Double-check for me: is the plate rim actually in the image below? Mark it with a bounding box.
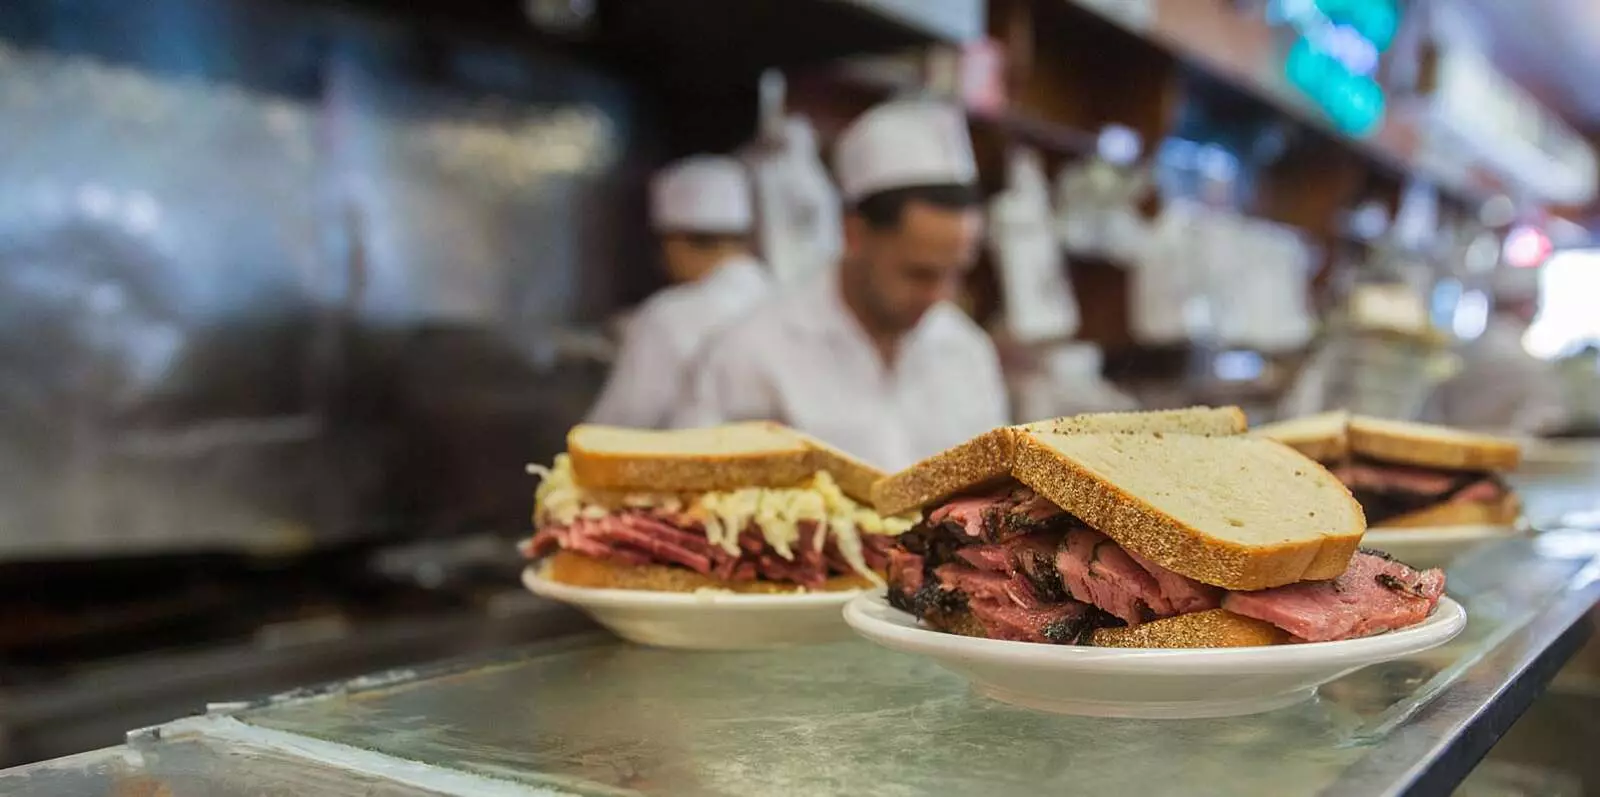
[843,591,1466,674]
[521,565,866,609]
[1363,524,1517,541]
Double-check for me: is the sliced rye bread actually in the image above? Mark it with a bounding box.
[1376,491,1522,529]
[923,605,1292,648]
[871,406,1248,517]
[1090,609,1292,648]
[920,605,993,640]
[789,430,889,504]
[1012,433,1365,591]
[1252,410,1351,463]
[870,428,1022,518]
[1018,405,1247,436]
[565,422,889,502]
[1347,416,1521,472]
[567,422,816,494]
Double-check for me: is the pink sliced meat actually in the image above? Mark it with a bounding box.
[1125,550,1224,614]
[524,511,873,588]
[929,490,1008,538]
[967,598,1096,644]
[935,563,1042,609]
[887,549,925,595]
[593,520,715,574]
[1011,490,1067,524]
[1450,479,1505,504]
[1055,528,1175,624]
[622,515,720,555]
[1332,463,1459,496]
[520,527,566,559]
[927,483,1070,541]
[861,533,896,571]
[956,544,1014,572]
[1223,551,1445,642]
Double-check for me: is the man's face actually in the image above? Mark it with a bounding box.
[846,200,984,334]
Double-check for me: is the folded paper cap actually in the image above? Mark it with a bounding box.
[650,155,753,233]
[834,100,977,203]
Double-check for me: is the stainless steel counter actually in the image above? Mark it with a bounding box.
[4,462,1598,797]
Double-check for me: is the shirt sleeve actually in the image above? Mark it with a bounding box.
[585,311,678,428]
[672,329,782,428]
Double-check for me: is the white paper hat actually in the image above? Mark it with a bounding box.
[833,99,977,203]
[650,155,753,233]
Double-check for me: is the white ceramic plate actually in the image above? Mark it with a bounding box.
[1362,524,1519,570]
[843,592,1466,719]
[522,566,863,650]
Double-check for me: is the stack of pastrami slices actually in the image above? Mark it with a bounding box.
[874,408,1448,648]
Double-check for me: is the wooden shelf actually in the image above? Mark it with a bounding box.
[1058,0,1501,206]
[968,108,1097,156]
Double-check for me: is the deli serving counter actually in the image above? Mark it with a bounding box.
[4,452,1598,797]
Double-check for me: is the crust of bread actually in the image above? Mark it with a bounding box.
[1011,433,1364,591]
[566,422,887,502]
[1376,492,1522,529]
[1347,416,1522,472]
[544,550,875,593]
[871,407,1249,516]
[1018,406,1248,436]
[1090,609,1292,648]
[790,431,886,504]
[870,428,1020,517]
[1253,410,1351,463]
[919,605,991,639]
[568,422,815,493]
[921,605,1293,648]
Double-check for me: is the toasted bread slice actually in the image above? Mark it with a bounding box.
[1090,609,1292,648]
[872,407,1249,516]
[544,551,875,593]
[1376,491,1521,529]
[790,430,888,504]
[1348,416,1521,472]
[1018,405,1248,436]
[919,605,992,639]
[870,428,1021,517]
[565,422,887,502]
[1012,433,1365,591]
[1253,410,1351,463]
[568,422,814,493]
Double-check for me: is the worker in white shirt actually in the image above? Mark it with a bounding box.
[586,155,770,428]
[676,100,1008,470]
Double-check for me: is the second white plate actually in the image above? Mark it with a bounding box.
[843,592,1466,719]
[1362,524,1519,570]
[522,566,863,650]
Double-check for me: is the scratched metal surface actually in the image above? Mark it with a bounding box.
[0,741,454,797]
[223,533,1600,797]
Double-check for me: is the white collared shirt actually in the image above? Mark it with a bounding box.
[586,255,770,428]
[675,266,1009,470]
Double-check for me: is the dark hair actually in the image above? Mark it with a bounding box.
[853,183,982,230]
[661,230,750,250]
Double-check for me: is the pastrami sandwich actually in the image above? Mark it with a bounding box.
[1255,411,1521,528]
[522,423,917,593]
[873,407,1448,648]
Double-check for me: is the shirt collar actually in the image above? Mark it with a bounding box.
[705,253,768,286]
[796,265,965,361]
